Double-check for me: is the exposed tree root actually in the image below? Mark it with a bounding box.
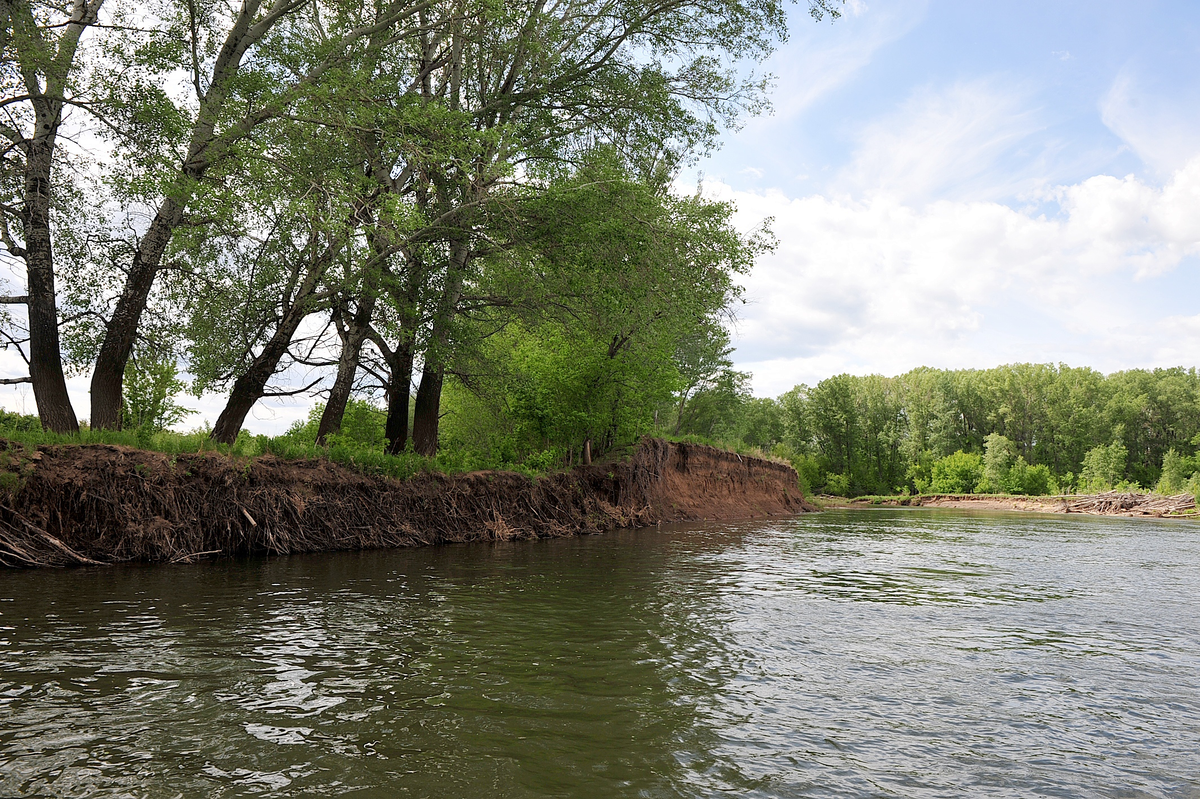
[0,437,810,568]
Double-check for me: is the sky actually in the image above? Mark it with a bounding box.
[688,0,1200,396]
[4,0,1200,431]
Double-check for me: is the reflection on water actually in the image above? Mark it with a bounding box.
[2,509,1199,797]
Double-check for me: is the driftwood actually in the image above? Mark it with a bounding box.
[1063,491,1196,516]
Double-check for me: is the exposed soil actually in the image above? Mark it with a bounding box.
[0,437,812,568]
[836,492,1196,517]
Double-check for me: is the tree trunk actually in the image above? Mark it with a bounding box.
[407,237,470,457]
[22,139,78,434]
[316,294,376,445]
[88,0,273,429]
[89,199,184,429]
[209,321,300,445]
[410,362,444,457]
[210,251,329,445]
[384,335,416,454]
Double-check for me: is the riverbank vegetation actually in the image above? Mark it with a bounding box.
[1,0,843,468]
[674,364,1200,500]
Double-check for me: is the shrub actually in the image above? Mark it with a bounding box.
[929,451,983,494]
[823,472,851,496]
[1080,442,1127,492]
[1156,449,1200,495]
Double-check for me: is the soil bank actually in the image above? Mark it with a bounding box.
[0,437,812,568]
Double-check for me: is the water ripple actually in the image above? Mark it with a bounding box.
[1,509,1198,797]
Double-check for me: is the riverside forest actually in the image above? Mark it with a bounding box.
[6,3,1200,797]
[1,0,838,464]
[2,0,1198,504]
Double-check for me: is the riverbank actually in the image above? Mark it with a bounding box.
[827,491,1197,517]
[0,437,812,568]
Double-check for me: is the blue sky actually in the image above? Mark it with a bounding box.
[691,0,1200,395]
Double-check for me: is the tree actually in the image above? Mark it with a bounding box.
[122,351,193,432]
[77,0,431,429]
[1080,442,1128,492]
[1,0,105,432]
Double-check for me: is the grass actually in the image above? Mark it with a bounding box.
[0,409,456,482]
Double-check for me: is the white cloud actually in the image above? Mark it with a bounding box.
[709,155,1200,396]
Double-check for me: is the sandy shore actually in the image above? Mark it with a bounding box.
[830,492,1196,518]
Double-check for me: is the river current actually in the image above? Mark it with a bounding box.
[2,508,1199,797]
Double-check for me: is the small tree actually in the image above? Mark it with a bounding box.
[122,354,194,433]
[981,433,1017,493]
[1080,442,1128,492]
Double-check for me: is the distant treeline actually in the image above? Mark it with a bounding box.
[673,364,1200,497]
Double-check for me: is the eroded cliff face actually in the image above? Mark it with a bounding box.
[0,438,811,567]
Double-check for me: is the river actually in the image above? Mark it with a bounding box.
[2,509,1198,797]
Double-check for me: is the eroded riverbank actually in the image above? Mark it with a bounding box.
[0,437,810,567]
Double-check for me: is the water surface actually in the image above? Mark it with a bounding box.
[2,509,1199,797]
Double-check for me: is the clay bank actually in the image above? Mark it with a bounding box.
[0,438,811,568]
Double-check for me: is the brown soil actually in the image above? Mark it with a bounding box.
[0,437,812,568]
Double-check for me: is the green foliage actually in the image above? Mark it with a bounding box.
[122,352,195,434]
[1156,449,1200,495]
[980,433,1018,493]
[929,451,984,495]
[823,472,851,497]
[1080,442,1128,492]
[762,363,1200,497]
[0,410,42,434]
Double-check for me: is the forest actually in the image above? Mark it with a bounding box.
[1,0,843,469]
[675,363,1200,499]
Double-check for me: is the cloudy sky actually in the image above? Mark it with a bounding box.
[4,0,1199,431]
[690,0,1200,396]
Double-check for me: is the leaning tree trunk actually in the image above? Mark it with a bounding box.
[22,139,79,434]
[210,252,329,445]
[209,313,306,445]
[89,199,185,429]
[88,0,283,430]
[315,294,376,445]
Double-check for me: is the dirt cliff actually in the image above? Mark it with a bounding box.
[0,437,811,567]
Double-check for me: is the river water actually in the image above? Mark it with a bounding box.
[2,509,1199,798]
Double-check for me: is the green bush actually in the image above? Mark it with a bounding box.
[929,451,983,494]
[1156,449,1200,495]
[823,472,851,496]
[1080,442,1128,492]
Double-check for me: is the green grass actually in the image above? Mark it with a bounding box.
[0,410,455,482]
[0,409,594,482]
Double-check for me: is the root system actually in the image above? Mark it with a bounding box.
[0,437,810,568]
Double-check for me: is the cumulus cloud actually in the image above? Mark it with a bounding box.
[711,155,1200,396]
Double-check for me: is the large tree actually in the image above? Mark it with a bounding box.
[1,0,104,432]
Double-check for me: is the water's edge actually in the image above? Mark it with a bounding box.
[0,437,811,568]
